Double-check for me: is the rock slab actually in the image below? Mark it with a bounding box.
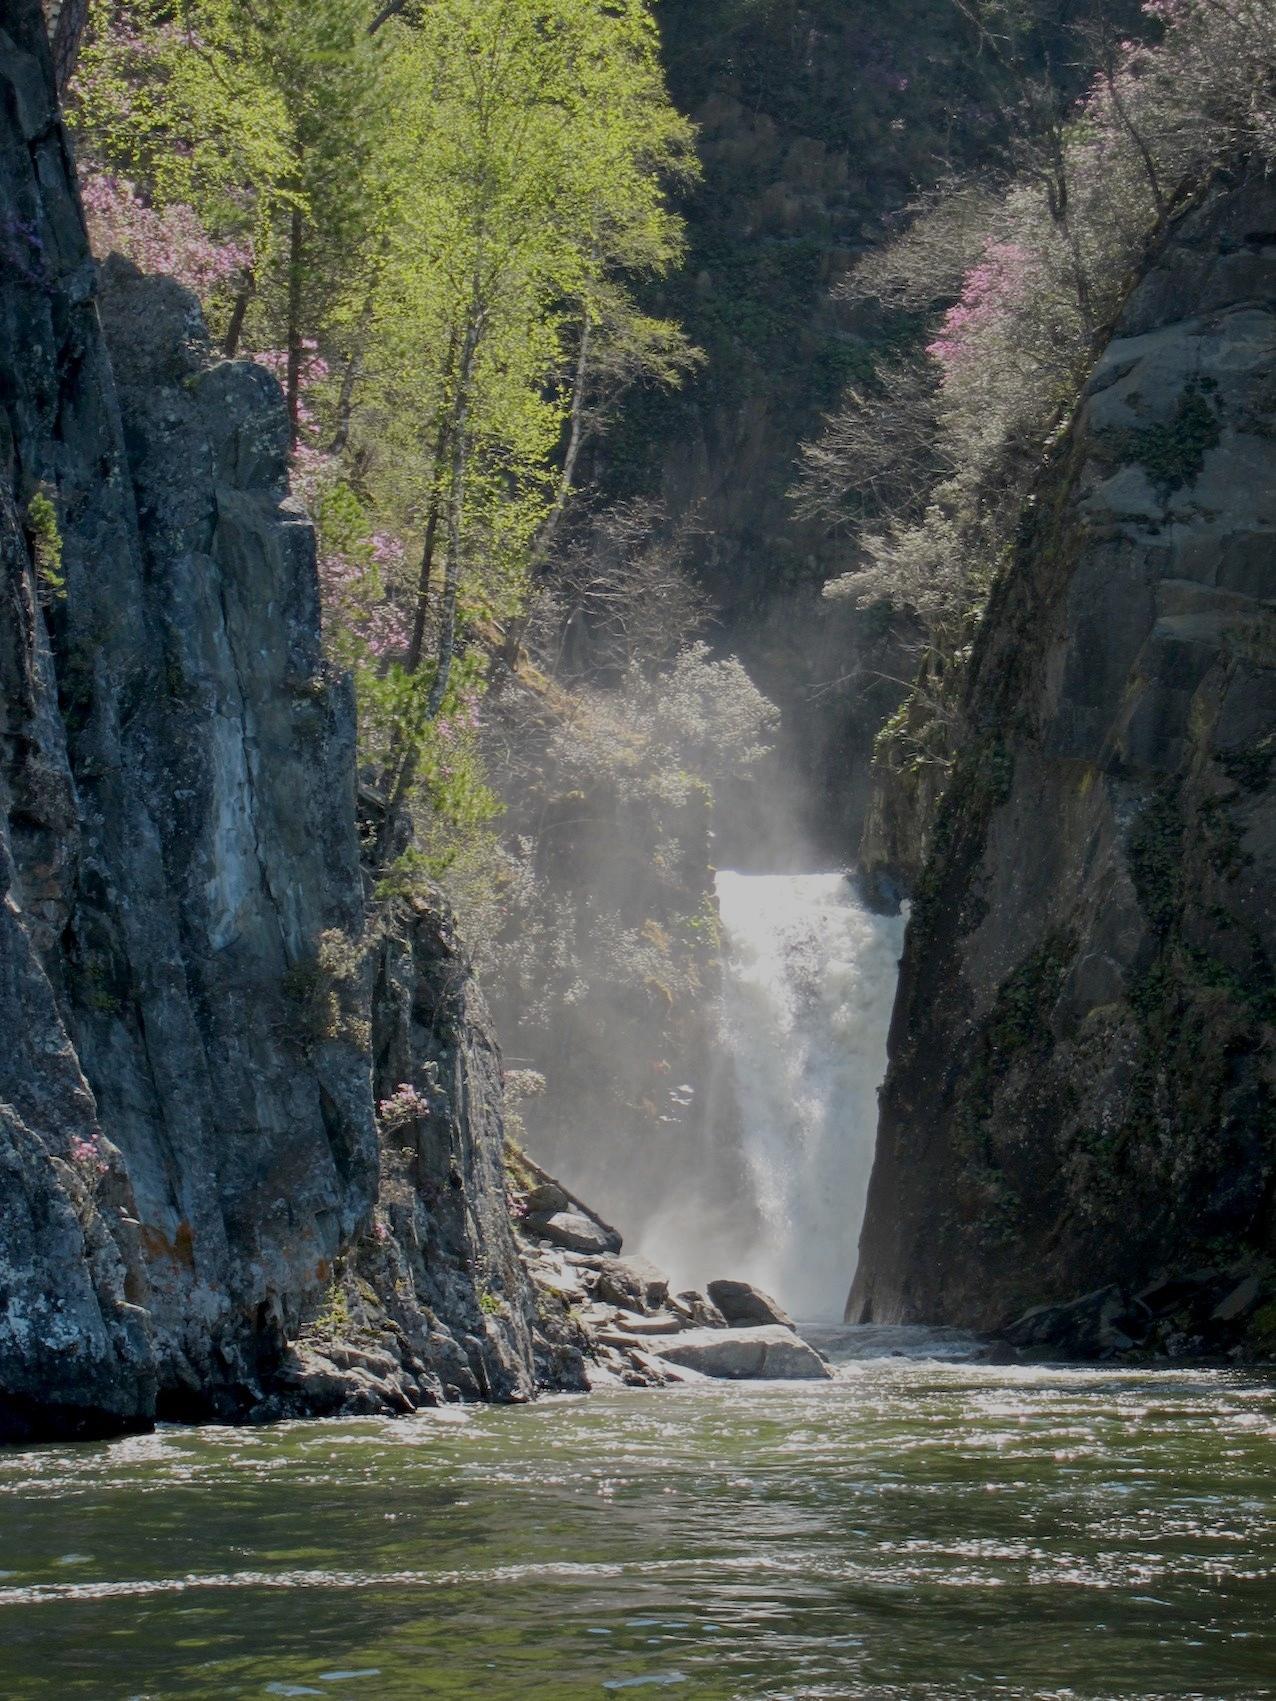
[651,1326,833,1381]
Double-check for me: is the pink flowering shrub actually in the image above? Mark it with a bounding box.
[926,242,1034,374]
[251,345,331,443]
[68,1133,110,1179]
[377,1082,434,1130]
[80,172,249,298]
[246,350,414,665]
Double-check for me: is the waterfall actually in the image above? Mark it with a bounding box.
[705,872,905,1319]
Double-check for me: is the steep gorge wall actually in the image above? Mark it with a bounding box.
[624,0,1144,856]
[0,5,556,1441]
[850,172,1276,1345]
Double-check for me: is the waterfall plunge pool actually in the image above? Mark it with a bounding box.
[8,884,1271,1698]
[2,1338,1274,1698]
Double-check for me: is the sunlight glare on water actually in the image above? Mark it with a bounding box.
[2,1343,1273,1699]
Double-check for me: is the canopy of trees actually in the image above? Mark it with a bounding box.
[69,0,700,874]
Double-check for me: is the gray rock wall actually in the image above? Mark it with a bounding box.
[850,171,1276,1340]
[0,3,552,1439]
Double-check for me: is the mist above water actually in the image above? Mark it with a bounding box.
[638,872,906,1319]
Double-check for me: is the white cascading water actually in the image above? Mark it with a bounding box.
[708,872,906,1320]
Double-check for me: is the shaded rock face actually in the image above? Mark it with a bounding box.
[850,172,1276,1336]
[0,7,548,1438]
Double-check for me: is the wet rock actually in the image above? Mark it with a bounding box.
[0,10,564,1437]
[1003,1287,1143,1359]
[651,1326,833,1381]
[626,1348,705,1386]
[850,170,1276,1335]
[707,1279,797,1332]
[979,1340,1022,1366]
[1211,1274,1262,1324]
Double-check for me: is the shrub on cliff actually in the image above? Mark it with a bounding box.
[798,0,1276,768]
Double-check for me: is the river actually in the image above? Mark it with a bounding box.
[3,1330,1273,1699]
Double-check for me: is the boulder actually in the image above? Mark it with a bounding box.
[595,1313,684,1345]
[593,1256,670,1313]
[670,1290,728,1328]
[1211,1274,1263,1324]
[1003,1286,1144,1358]
[707,1279,797,1332]
[528,1209,622,1255]
[523,1182,571,1217]
[650,1326,833,1381]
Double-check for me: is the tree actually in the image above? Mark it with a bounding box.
[357,0,697,854]
[66,0,699,879]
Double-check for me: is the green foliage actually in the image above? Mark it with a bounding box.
[1128,785,1183,936]
[72,0,697,882]
[73,0,292,240]
[984,933,1075,1065]
[281,927,369,1049]
[1218,734,1276,793]
[801,0,1276,845]
[1105,381,1222,497]
[309,1278,353,1337]
[25,488,65,599]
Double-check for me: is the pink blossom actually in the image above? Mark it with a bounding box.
[926,241,1034,373]
[370,532,406,569]
[80,172,250,298]
[69,1133,109,1178]
[378,1081,434,1130]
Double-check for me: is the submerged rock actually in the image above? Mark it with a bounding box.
[1003,1287,1141,1359]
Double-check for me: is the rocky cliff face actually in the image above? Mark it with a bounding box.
[0,4,559,1441]
[850,172,1276,1351]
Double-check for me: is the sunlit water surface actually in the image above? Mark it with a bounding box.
[2,1333,1274,1699]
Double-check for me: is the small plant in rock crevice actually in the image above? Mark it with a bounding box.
[26,487,65,601]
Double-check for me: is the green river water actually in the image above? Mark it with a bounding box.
[2,1331,1273,1700]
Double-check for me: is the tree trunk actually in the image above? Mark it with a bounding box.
[51,0,90,96]
[404,486,445,673]
[327,281,380,454]
[284,206,305,449]
[425,311,480,718]
[404,327,460,673]
[493,312,593,685]
[222,272,254,358]
[1101,58,1166,225]
[367,0,408,33]
[374,309,480,865]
